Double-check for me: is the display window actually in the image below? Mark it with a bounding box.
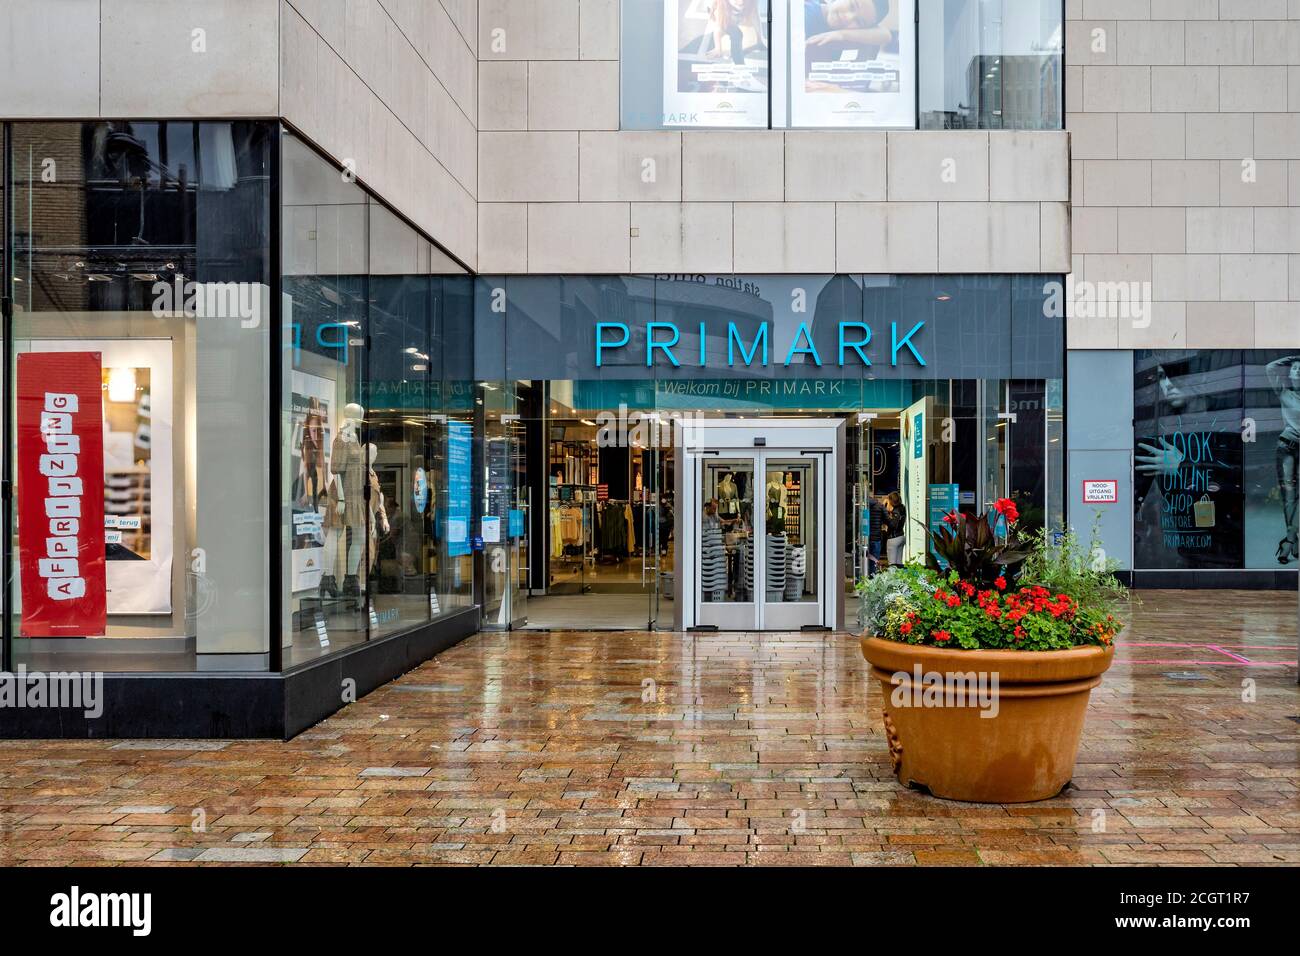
[7,120,274,669]
[622,0,1062,131]
[1134,349,1300,572]
[279,131,473,669]
[2,122,474,674]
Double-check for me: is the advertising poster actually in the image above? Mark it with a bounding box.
[901,398,929,563]
[1133,353,1243,570]
[290,370,334,591]
[16,351,107,637]
[447,421,472,557]
[664,0,770,127]
[34,339,174,616]
[928,483,959,567]
[791,0,915,128]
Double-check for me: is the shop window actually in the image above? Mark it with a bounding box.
[622,0,917,130]
[918,0,1063,130]
[1134,349,1300,572]
[7,121,274,671]
[280,132,472,668]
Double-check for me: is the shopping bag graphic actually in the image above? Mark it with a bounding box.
[1193,494,1216,528]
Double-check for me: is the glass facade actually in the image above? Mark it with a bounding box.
[622,0,1061,130]
[1,122,474,675]
[1134,349,1300,572]
[280,131,474,668]
[0,121,1067,677]
[474,274,1065,630]
[7,120,274,671]
[919,0,1064,130]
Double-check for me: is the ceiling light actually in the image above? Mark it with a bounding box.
[107,368,136,403]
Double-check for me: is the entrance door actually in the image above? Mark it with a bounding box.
[679,420,843,631]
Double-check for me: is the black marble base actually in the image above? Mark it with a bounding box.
[0,607,480,740]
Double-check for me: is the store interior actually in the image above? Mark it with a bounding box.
[496,377,1040,633]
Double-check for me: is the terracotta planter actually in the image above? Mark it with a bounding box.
[860,636,1115,803]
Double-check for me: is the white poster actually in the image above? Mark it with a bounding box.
[791,0,915,128]
[664,0,770,127]
[290,370,334,592]
[901,396,929,564]
[34,338,174,615]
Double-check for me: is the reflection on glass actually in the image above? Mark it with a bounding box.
[9,120,273,673]
[765,460,817,603]
[701,459,754,602]
[281,130,471,667]
[919,0,1063,130]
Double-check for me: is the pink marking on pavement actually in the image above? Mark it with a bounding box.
[1207,644,1253,664]
[1114,658,1295,667]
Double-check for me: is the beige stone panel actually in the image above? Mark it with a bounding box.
[886,132,990,202]
[835,203,938,272]
[527,202,629,272]
[630,203,733,273]
[785,132,887,202]
[479,204,528,273]
[479,132,578,202]
[733,203,836,273]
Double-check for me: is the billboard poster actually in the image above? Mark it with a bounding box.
[447,421,472,557]
[16,351,108,637]
[33,338,174,616]
[663,0,770,127]
[790,0,915,128]
[289,370,334,592]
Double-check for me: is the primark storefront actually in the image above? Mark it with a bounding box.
[0,120,1064,737]
[474,273,1065,634]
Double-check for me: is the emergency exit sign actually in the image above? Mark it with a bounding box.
[1083,480,1118,504]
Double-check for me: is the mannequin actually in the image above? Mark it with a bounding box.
[717,472,740,519]
[327,402,367,600]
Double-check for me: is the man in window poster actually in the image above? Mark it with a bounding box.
[665,0,770,127]
[792,0,913,127]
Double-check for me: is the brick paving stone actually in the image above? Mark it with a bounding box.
[0,590,1295,866]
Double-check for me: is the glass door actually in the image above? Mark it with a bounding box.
[482,388,528,629]
[760,455,825,630]
[642,435,667,629]
[696,457,757,630]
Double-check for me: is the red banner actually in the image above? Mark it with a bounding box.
[16,352,107,637]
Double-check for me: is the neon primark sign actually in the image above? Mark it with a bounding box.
[594,320,927,369]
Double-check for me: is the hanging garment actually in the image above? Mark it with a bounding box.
[330,431,366,527]
[717,475,741,517]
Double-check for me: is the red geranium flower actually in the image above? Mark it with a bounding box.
[994,576,1007,591]
[932,630,951,643]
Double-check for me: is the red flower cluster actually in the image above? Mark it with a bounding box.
[993,497,1020,525]
[933,589,962,608]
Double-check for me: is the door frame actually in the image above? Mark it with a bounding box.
[674,419,845,631]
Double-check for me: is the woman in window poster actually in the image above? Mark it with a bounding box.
[665,0,770,125]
